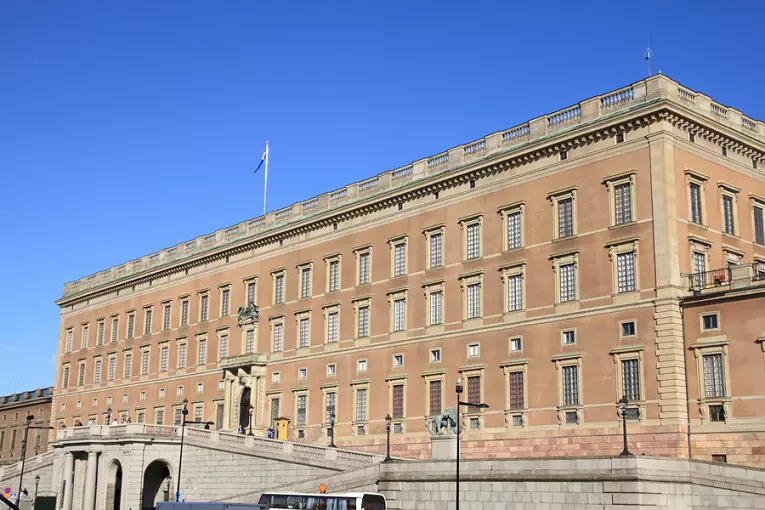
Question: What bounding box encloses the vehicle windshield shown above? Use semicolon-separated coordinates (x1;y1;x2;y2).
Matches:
257;495;358;510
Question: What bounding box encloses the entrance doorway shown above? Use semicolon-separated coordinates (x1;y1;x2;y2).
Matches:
239;386;251;432
141;460;171;510
105;461;122;510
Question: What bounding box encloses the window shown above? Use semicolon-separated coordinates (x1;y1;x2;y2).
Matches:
562;365;579;406
622;358;640;401
245;329;255;354
246;281;257;305
393;354;404;368
218;380;225;390
300;265;312;298
62;366;70;388
178;343;187;368
325;391;336;423
144;309;153;335
327;364;336;376
690;182;703;224
200;294;209;322
467;375;481;411
163;304;171;330
430;291;443;325
504;208;523;251
429;231;443;268
357;305;369;338
358;250;370;285
82;324;89;349
94;359;102;383
177;386;184;396
617;252;637;293
122;393;129;403
393;298;406;332
328;260;340;292
97;322;104;346
198;339;207;365
108;357;115;381
159;388;165;398
510;337;522;352
429;380;442;415
562;330;576;345
468;343;479;357
621;321;636;337
160;346;169;372
299;317;310;348
693;251;706;279
722;194;735;235
296;395;307;427
78;363;85;386
219;334;228;359
180;299;189;327
156;409;164;425
702;313;719;331
507;274;523;312
124;353;132;378
392;384;404;420
270;398;280;425
558;197;574;238
221;288;230;316
466;222;481;260
272;372;280;384
141;350;150;375
393;241;406;277
274;272;285;304
327;311;339;343
355;389;368;421
467;283;481;319
127;313;135;339
709;405;726;423
559;150;568;161
273;323;283;352
65;329;73;353
559;263;577;302
140;390;146;400
299;368;307;380
614;182;633;224
430;349;441;362
174;408;182;425
357;359;367;372
703;353;725;398
509;371;524;409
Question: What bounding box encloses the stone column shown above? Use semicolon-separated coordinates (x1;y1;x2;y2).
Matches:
83;451;98;510
248;377;257;429
61;452;75;510
222;377;233;430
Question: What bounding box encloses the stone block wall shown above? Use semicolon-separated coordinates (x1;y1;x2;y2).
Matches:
0;452;55;500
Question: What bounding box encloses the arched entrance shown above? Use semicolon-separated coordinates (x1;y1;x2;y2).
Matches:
141;460;171;510
104;461;122;510
239;386;251;432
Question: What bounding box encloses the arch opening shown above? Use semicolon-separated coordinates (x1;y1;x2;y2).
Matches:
141;460;171;510
239;386;251;432
104;460;122;510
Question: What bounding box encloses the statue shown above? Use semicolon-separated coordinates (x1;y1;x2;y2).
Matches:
426;407;459;436
237;302;260;326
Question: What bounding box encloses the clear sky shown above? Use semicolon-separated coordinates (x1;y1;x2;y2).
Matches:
1;1;763;395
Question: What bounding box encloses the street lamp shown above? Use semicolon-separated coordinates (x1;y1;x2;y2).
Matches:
106;407;112;425
247;405;254;436
165;476;172;502
384;414;392;462
16;414;53;505
618;396;632;457
34;475;40;502
455;376;489;510
328;414;336;448
175;398;189;502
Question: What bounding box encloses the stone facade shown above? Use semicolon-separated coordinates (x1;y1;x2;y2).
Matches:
0;387;53;466
52;75;765;467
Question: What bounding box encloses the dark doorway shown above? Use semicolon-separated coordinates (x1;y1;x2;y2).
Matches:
239;386;251;431
105;461;123;510
141;460;171;510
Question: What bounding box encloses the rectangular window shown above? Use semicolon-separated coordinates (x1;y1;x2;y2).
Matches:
509;372;524;409
430;232;443;268
467;376;481;411
621;321;636;337
617;252;637;293
722;195;735;235
393;354;404;367
144;309;152;335
357;306;369;338
219;334;228;359
274;274;285;304
65;329;73;353
108;357;115;381
356;389;368;421
174;408;182;425
394;243;406;277
468;343;479;357
507;274;523;312
358;359;367;372
156;409;164;425
393;298;406;331
693;252;706;279
562;330;576;345
327;364;336;376
82;325;89;349
559;263;576;302
163;304;171;330
562;365;579;406
62;366;70;388
181;300;189;326
753;205;764;245
507;211;522;250
558;197;574;238
97;322;104;346
127;314;135;339
702;314;719;330
429;380;442;415
709;405;726;423
467;283;481;319
325;392;336;422
359;252;370;284
124;353;132;378
198;339;207;365
160;346;169;372
270;398;280;425
300;267;312;298
245;330;255;353
299;318;310;348
430;291;443;326
327;312;339;343
622;359;640;401
466;223;481;259
221;288;230;316
510;337;522;351
329;261;340;292
690;183;703;224
614;182;633;225
273;324;283;352
141;351;149;375
78;363;85;386
178;343;187;368
200;295;209;322
392;384;404;419
110;318;118;343
297;395;307;426
703;353;725;398
94;359;102;383
299;368;307;380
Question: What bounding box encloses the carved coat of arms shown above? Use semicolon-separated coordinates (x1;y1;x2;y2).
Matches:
237;303;260;326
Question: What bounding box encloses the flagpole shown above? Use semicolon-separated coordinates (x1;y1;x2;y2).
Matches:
263;140;269;215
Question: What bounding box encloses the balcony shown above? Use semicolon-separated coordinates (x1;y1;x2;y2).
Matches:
687;263;765;294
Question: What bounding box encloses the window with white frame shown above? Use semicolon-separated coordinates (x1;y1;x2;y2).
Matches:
328;258;340;292
298;316;310;348
510;337;522;352
124;352;132;378
722;194;735;235
296;394;307;427
94;358;102;383
562;330;576;345
141;350;150;375
467;283;481;319
81;324;89;349
144;308;153;334
326;310;339;343
357;304;369;338
393;297;406;331
246;280;257;305
273;271;285;305
299;264;312;299
272;372;280;384
690;182;703;224
468;343;479;357
357;359;367;372
357;249;371;285
178;342;187;369
458;216;482;261
108;356;115;381
219;333;228;359
65;329;73;353
298;367;307;380
197;383;204;393
429;230;443;268
221;287;230;316
393;354;404;368
180;299;189;327
754;200;765;246
355;388;368;422
392;240;407;277
553;252;579;304
160;345;169;372
430;348;441;362
163;303;171;330
327;364;336;377
614;182;633;224
272;322;283;352
562;365;579;406
703;353;725;398
111;317;119;343
200;293;209;322
430;290;443;325
499;203;524;251
245;329;255;354
693;251;706;276
616;251;637;293
127;312;136;338
198;338;207;365
97;321;104;346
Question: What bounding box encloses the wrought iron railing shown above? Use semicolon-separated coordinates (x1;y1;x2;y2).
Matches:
688;263;765;292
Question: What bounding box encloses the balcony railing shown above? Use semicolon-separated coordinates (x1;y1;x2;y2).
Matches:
687;263;765;293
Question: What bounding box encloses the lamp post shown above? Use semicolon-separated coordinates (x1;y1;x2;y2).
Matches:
175;398;189;502
247;405;254;436
384;414;392;462
106;407;112;425
165;476;172;502
618;396;632;457
34;474;40;502
17;414;52;504
455;376;489;510
328;414;336;448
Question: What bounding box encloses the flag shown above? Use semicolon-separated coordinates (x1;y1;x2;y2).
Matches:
254;149;267;174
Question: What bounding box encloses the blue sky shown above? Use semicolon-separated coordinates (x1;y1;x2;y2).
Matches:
1;1;763;395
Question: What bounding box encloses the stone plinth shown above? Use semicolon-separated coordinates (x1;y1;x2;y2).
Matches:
430;434;457;460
